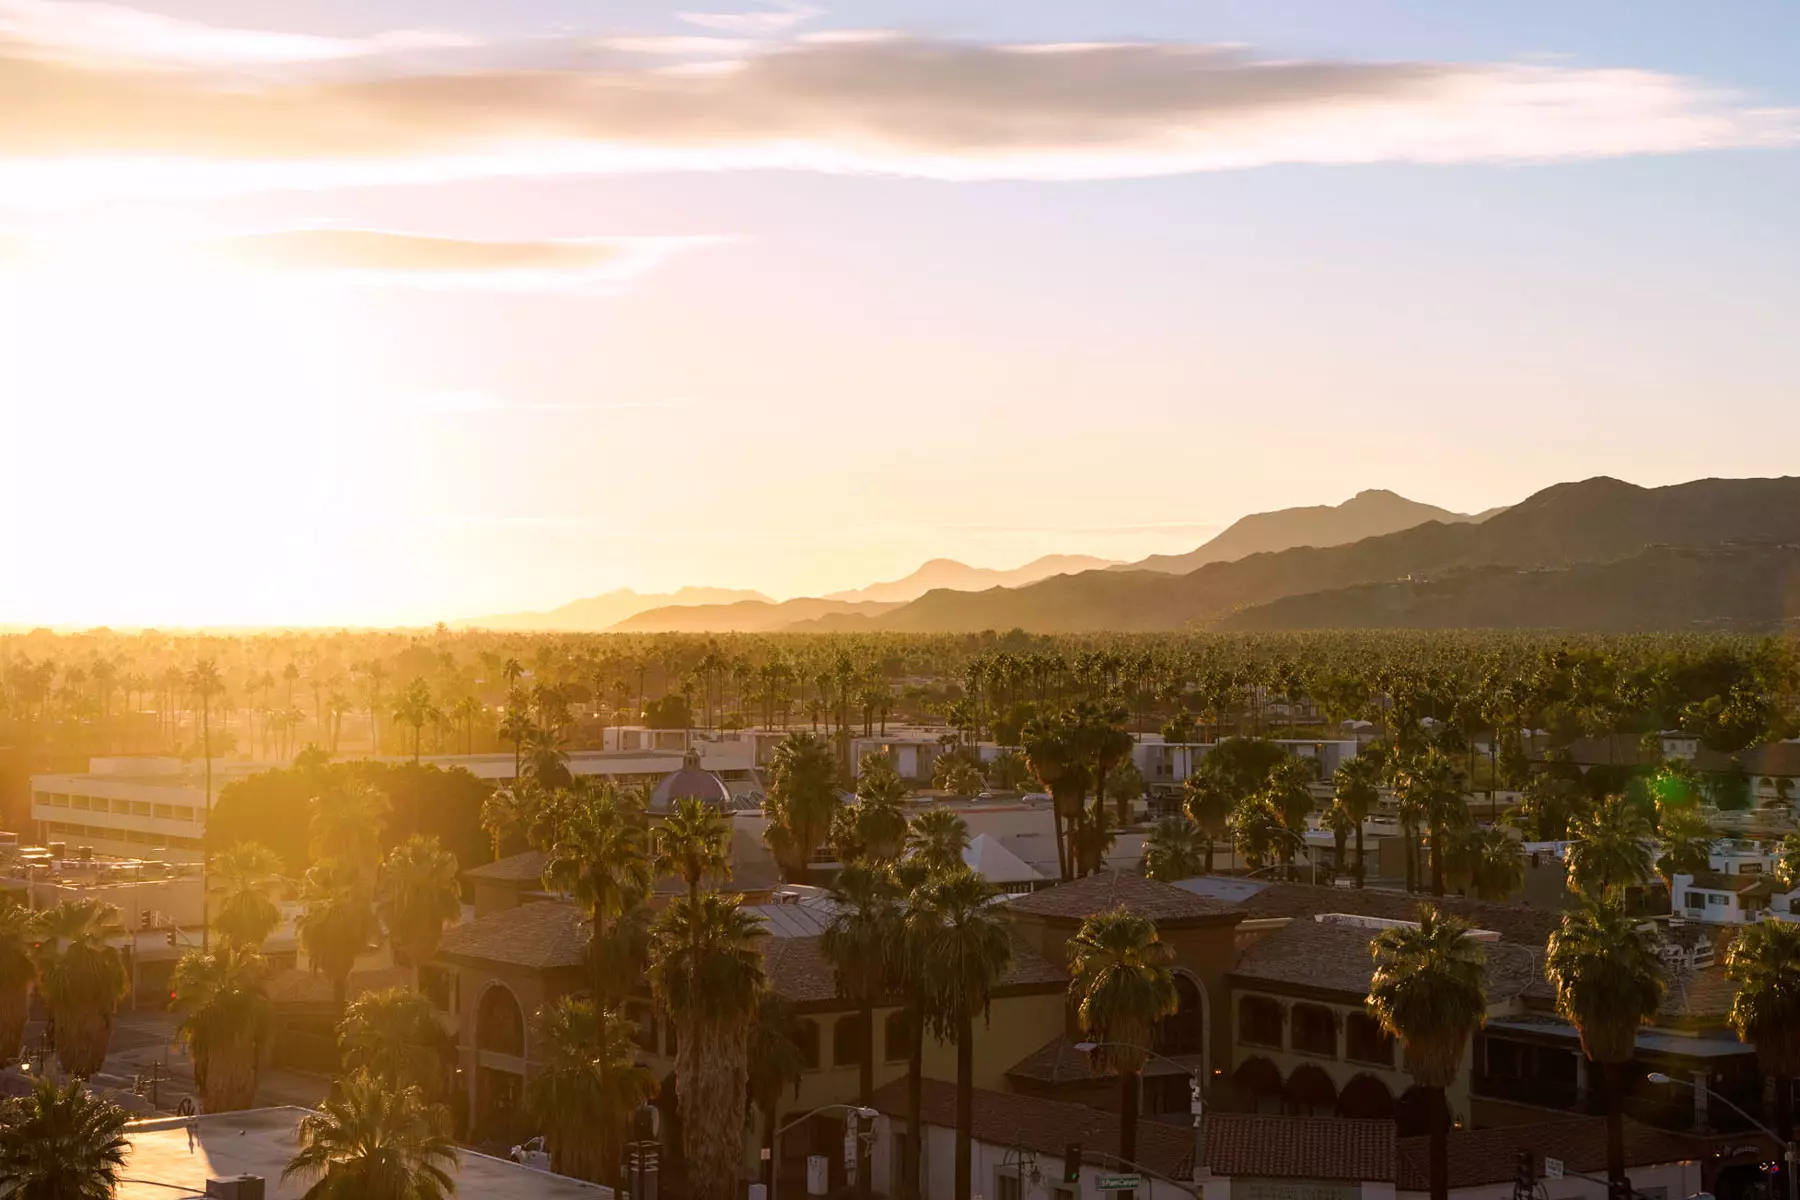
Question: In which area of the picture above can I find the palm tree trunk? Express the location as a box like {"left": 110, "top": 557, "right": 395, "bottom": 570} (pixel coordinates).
{"left": 857, "top": 1003, "right": 873, "bottom": 1200}
{"left": 1430, "top": 823, "right": 1446, "bottom": 896}
{"left": 906, "top": 1000, "right": 925, "bottom": 1200}
{"left": 1203, "top": 836, "right": 1214, "bottom": 875}
{"left": 1604, "top": 1061, "right": 1626, "bottom": 1185}
{"left": 955, "top": 1010, "right": 974, "bottom": 1200}
{"left": 1429, "top": 1084, "right": 1449, "bottom": 1200}
{"left": 1121, "top": 1069, "right": 1142, "bottom": 1200}
{"left": 762, "top": 1104, "right": 777, "bottom": 1197}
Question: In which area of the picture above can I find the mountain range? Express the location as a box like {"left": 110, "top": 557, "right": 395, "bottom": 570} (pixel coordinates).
{"left": 825, "top": 554, "right": 1117, "bottom": 603}
{"left": 455, "top": 586, "right": 769, "bottom": 632}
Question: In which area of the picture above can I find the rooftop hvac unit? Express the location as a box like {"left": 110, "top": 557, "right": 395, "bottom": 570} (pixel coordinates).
{"left": 205, "top": 1176, "right": 265, "bottom": 1200}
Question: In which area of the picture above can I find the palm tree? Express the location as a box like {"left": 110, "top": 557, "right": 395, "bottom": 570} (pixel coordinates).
{"left": 647, "top": 893, "right": 766, "bottom": 1200}
{"left": 498, "top": 703, "right": 536, "bottom": 782}
{"left": 378, "top": 836, "right": 461, "bottom": 969}
{"left": 1182, "top": 762, "right": 1232, "bottom": 876}
{"left": 390, "top": 678, "right": 439, "bottom": 762}
{"left": 1323, "top": 801, "right": 1357, "bottom": 878}
{"left": 905, "top": 808, "right": 970, "bottom": 875}
{"left": 171, "top": 942, "right": 273, "bottom": 1112}
{"left": 1022, "top": 710, "right": 1089, "bottom": 882}
{"left": 1395, "top": 748, "right": 1466, "bottom": 896}
{"left": 543, "top": 782, "right": 652, "bottom": 1001}
{"left": 339, "top": 987, "right": 455, "bottom": 1101}
{"left": 1142, "top": 816, "right": 1207, "bottom": 882}
{"left": 747, "top": 995, "right": 807, "bottom": 1197}
{"left": 822, "top": 863, "right": 899, "bottom": 1200}
{"left": 654, "top": 796, "right": 731, "bottom": 906}
{"left": 1566, "top": 794, "right": 1653, "bottom": 903}
{"left": 1332, "top": 754, "right": 1382, "bottom": 886}
{"left": 1726, "top": 918, "right": 1800, "bottom": 1147}
{"left": 1067, "top": 908, "right": 1178, "bottom": 1197}
{"left": 296, "top": 859, "right": 380, "bottom": 1011}
{"left": 34, "top": 898, "right": 128, "bottom": 1077}
{"left": 479, "top": 785, "right": 530, "bottom": 863}
{"left": 524, "top": 996, "right": 655, "bottom": 1184}
{"left": 1545, "top": 902, "right": 1666, "bottom": 1187}
{"left": 210, "top": 840, "right": 286, "bottom": 949}
{"left": 908, "top": 869, "right": 1012, "bottom": 1200}
{"left": 283, "top": 1070, "right": 460, "bottom": 1200}
{"left": 0, "top": 1076, "right": 129, "bottom": 1199}
{"left": 1654, "top": 802, "right": 1715, "bottom": 892}
{"left": 1230, "top": 794, "right": 1289, "bottom": 873}
{"left": 931, "top": 754, "right": 986, "bottom": 798}
{"left": 0, "top": 901, "right": 37, "bottom": 1064}
{"left": 764, "top": 732, "right": 842, "bottom": 884}
{"left": 1366, "top": 906, "right": 1487, "bottom": 1200}
{"left": 1453, "top": 826, "right": 1525, "bottom": 901}
{"left": 310, "top": 781, "right": 391, "bottom": 876}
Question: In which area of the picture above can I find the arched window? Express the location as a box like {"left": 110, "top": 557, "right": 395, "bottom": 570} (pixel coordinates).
{"left": 1233, "top": 1056, "right": 1284, "bottom": 1115}
{"left": 1153, "top": 974, "right": 1205, "bottom": 1057}
{"left": 475, "top": 984, "right": 525, "bottom": 1057}
{"left": 1289, "top": 1004, "right": 1337, "bottom": 1058}
{"left": 1285, "top": 1064, "right": 1338, "bottom": 1117}
{"left": 1338, "top": 1073, "right": 1396, "bottom": 1121}
{"left": 1238, "top": 996, "right": 1283, "bottom": 1048}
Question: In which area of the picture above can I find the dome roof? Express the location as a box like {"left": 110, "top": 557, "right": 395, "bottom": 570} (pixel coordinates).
{"left": 650, "top": 748, "right": 731, "bottom": 812}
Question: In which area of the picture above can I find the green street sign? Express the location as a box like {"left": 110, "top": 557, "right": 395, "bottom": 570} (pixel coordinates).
{"left": 1097, "top": 1176, "right": 1143, "bottom": 1191}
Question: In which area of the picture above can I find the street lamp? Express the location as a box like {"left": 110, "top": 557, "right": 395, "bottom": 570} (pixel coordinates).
{"left": 767, "top": 1103, "right": 880, "bottom": 1200}
{"left": 1647, "top": 1072, "right": 1795, "bottom": 1200}
{"left": 1074, "top": 1041, "right": 1206, "bottom": 1181}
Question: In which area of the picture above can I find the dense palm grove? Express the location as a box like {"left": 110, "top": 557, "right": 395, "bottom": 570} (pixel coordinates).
{"left": 1, "top": 627, "right": 1799, "bottom": 1198}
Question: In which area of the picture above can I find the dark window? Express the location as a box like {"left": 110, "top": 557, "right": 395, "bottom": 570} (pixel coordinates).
{"left": 797, "top": 1019, "right": 820, "bottom": 1070}
{"left": 1239, "top": 996, "right": 1283, "bottom": 1048}
{"left": 833, "top": 1014, "right": 867, "bottom": 1068}
{"left": 475, "top": 985, "right": 525, "bottom": 1057}
{"left": 1345, "top": 1013, "right": 1394, "bottom": 1066}
{"left": 1153, "top": 974, "right": 1204, "bottom": 1057}
{"left": 418, "top": 965, "right": 454, "bottom": 1014}
{"left": 1290, "top": 1004, "right": 1337, "bottom": 1058}
{"left": 884, "top": 1010, "right": 910, "bottom": 1064}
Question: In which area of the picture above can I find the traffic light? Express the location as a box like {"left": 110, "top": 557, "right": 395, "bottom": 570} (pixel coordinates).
{"left": 1063, "top": 1143, "right": 1082, "bottom": 1183}
{"left": 140, "top": 910, "right": 152, "bottom": 932}
{"left": 165, "top": 930, "right": 177, "bottom": 946}
{"left": 1515, "top": 1150, "right": 1535, "bottom": 1192}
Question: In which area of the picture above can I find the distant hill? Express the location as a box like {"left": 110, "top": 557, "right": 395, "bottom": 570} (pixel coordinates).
{"left": 827, "top": 555, "right": 1117, "bottom": 604}
{"left": 1118, "top": 489, "right": 1483, "bottom": 574}
{"left": 458, "top": 586, "right": 768, "bottom": 632}
{"left": 1220, "top": 544, "right": 1800, "bottom": 632}
{"left": 609, "top": 597, "right": 903, "bottom": 633}
{"left": 867, "top": 476, "right": 1800, "bottom": 632}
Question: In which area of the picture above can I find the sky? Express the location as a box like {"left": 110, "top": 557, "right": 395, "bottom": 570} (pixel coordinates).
{"left": 2, "top": 0, "right": 1798, "bottom": 627}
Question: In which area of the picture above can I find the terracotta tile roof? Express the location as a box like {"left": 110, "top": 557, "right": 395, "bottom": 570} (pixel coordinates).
{"left": 266, "top": 966, "right": 414, "bottom": 1007}
{"left": 1660, "top": 967, "right": 1739, "bottom": 1020}
{"left": 1008, "top": 1035, "right": 1112, "bottom": 1085}
{"left": 871, "top": 1079, "right": 1396, "bottom": 1182}
{"left": 1233, "top": 881, "right": 1562, "bottom": 946}
{"left": 1230, "top": 917, "right": 1542, "bottom": 1001}
{"left": 435, "top": 898, "right": 589, "bottom": 971}
{"left": 1005, "top": 871, "right": 1241, "bottom": 924}
{"left": 764, "top": 930, "right": 1065, "bottom": 1006}
{"left": 463, "top": 850, "right": 549, "bottom": 885}
{"left": 1397, "top": 1118, "right": 1713, "bottom": 1190}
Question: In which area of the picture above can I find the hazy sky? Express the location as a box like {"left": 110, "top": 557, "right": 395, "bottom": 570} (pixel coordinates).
{"left": 3, "top": 0, "right": 1798, "bottom": 626}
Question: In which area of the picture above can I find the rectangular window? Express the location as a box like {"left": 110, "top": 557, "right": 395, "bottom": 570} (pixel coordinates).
{"left": 1290, "top": 1004, "right": 1338, "bottom": 1058}
{"left": 1684, "top": 892, "right": 1704, "bottom": 910}
{"left": 46, "top": 793, "right": 70, "bottom": 808}
{"left": 1239, "top": 996, "right": 1283, "bottom": 1048}
{"left": 1708, "top": 894, "right": 1728, "bottom": 907}
{"left": 995, "top": 1172, "right": 1023, "bottom": 1200}
{"left": 153, "top": 804, "right": 173, "bottom": 819}
{"left": 1346, "top": 1012, "right": 1396, "bottom": 1066}
{"left": 71, "top": 795, "right": 91, "bottom": 810}
{"left": 132, "top": 801, "right": 151, "bottom": 817}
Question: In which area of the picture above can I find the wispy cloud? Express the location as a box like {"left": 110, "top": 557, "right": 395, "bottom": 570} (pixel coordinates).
{"left": 393, "top": 391, "right": 692, "bottom": 415}
{"left": 1, "top": 10, "right": 1792, "bottom": 203}
{"left": 676, "top": 2, "right": 821, "bottom": 35}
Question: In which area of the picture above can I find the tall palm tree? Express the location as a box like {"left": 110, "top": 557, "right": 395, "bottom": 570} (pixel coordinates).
{"left": 1022, "top": 709, "right": 1089, "bottom": 882}
{"left": 171, "top": 942, "right": 273, "bottom": 1112}
{"left": 1654, "top": 802, "right": 1715, "bottom": 893}
{"left": 1366, "top": 906, "right": 1487, "bottom": 1200}
{"left": 1566, "top": 794, "right": 1653, "bottom": 904}
{"left": 498, "top": 703, "right": 536, "bottom": 783}
{"left": 524, "top": 996, "right": 655, "bottom": 1184}
{"left": 1332, "top": 754, "right": 1383, "bottom": 887}
{"left": 390, "top": 678, "right": 438, "bottom": 762}
{"left": 0, "top": 901, "right": 37, "bottom": 1064}
{"left": 34, "top": 898, "right": 128, "bottom": 1077}
{"left": 1142, "top": 816, "right": 1207, "bottom": 882}
{"left": 339, "top": 987, "right": 455, "bottom": 1102}
{"left": 654, "top": 796, "right": 731, "bottom": 906}
{"left": 378, "top": 836, "right": 461, "bottom": 969}
{"left": 0, "top": 1076, "right": 129, "bottom": 1200}
{"left": 905, "top": 808, "right": 970, "bottom": 875}
{"left": 1451, "top": 826, "right": 1525, "bottom": 901}
{"left": 763, "top": 731, "right": 842, "bottom": 884}
{"left": 1323, "top": 801, "right": 1357, "bottom": 878}
{"left": 543, "top": 782, "right": 652, "bottom": 1001}
{"left": 908, "top": 869, "right": 1012, "bottom": 1200}
{"left": 190, "top": 657, "right": 225, "bottom": 949}
{"left": 1545, "top": 902, "right": 1666, "bottom": 1187}
{"left": 1067, "top": 908, "right": 1178, "bottom": 1198}
{"left": 310, "top": 781, "right": 391, "bottom": 876}
{"left": 283, "top": 1070, "right": 460, "bottom": 1200}
{"left": 1726, "top": 918, "right": 1800, "bottom": 1148}
{"left": 747, "top": 995, "right": 807, "bottom": 1197}
{"left": 296, "top": 859, "right": 380, "bottom": 1011}
{"left": 1394, "top": 748, "right": 1466, "bottom": 896}
{"left": 479, "top": 785, "right": 530, "bottom": 863}
{"left": 822, "top": 863, "right": 899, "bottom": 1200}
{"left": 210, "top": 840, "right": 286, "bottom": 949}
{"left": 1182, "top": 761, "right": 1232, "bottom": 876}
{"left": 647, "top": 893, "right": 766, "bottom": 1200}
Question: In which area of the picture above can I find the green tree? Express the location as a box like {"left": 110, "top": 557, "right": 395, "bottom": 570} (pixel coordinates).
{"left": 1394, "top": 748, "right": 1467, "bottom": 896}
{"left": 377, "top": 835, "right": 461, "bottom": 968}
{"left": 391, "top": 677, "right": 439, "bottom": 762}
{"left": 653, "top": 796, "right": 731, "bottom": 906}
{"left": 1142, "top": 816, "right": 1207, "bottom": 882}
{"left": 0, "top": 901, "right": 38, "bottom": 1063}
{"left": 1778, "top": 831, "right": 1800, "bottom": 891}
{"left": 1726, "top": 919, "right": 1800, "bottom": 1146}
{"left": 905, "top": 808, "right": 970, "bottom": 875}
{"left": 171, "top": 942, "right": 273, "bottom": 1112}
{"left": 1545, "top": 902, "right": 1666, "bottom": 1187}
{"left": 34, "top": 899, "right": 128, "bottom": 1077}
{"left": 339, "top": 987, "right": 454, "bottom": 1102}
{"left": 931, "top": 753, "right": 986, "bottom": 798}
{"left": 282, "top": 1070, "right": 460, "bottom": 1200}
{"left": 0, "top": 1076, "right": 129, "bottom": 1200}
{"left": 1653, "top": 802, "right": 1715, "bottom": 892}
{"left": 1323, "top": 801, "right": 1357, "bottom": 878}
{"left": 524, "top": 997, "right": 655, "bottom": 1184}
{"left": 310, "top": 780, "right": 391, "bottom": 876}
{"left": 1366, "top": 906, "right": 1487, "bottom": 1200}
{"left": 1450, "top": 826, "right": 1525, "bottom": 902}
{"left": 822, "top": 863, "right": 900, "bottom": 1200}
{"left": 1230, "top": 794, "right": 1288, "bottom": 873}
{"left": 764, "top": 732, "right": 842, "bottom": 884}
{"left": 479, "top": 785, "right": 530, "bottom": 863}
{"left": 296, "top": 859, "right": 380, "bottom": 1011}
{"left": 1332, "top": 754, "right": 1383, "bottom": 887}
{"left": 1022, "top": 710, "right": 1089, "bottom": 882}
{"left": 1566, "top": 794, "right": 1653, "bottom": 903}
{"left": 1181, "top": 760, "right": 1232, "bottom": 876}
{"left": 647, "top": 893, "right": 766, "bottom": 1200}
{"left": 908, "top": 869, "right": 1012, "bottom": 1200}
{"left": 543, "top": 782, "right": 652, "bottom": 1001}
{"left": 209, "top": 841, "right": 286, "bottom": 949}
{"left": 1513, "top": 771, "right": 1581, "bottom": 841}
{"left": 1066, "top": 908, "right": 1178, "bottom": 1198}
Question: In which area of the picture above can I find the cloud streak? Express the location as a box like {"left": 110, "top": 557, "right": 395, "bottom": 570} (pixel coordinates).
{"left": 0, "top": 9, "right": 1793, "bottom": 202}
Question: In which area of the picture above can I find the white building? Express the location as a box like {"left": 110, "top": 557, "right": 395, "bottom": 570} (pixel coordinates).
{"left": 1670, "top": 837, "right": 1799, "bottom": 924}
